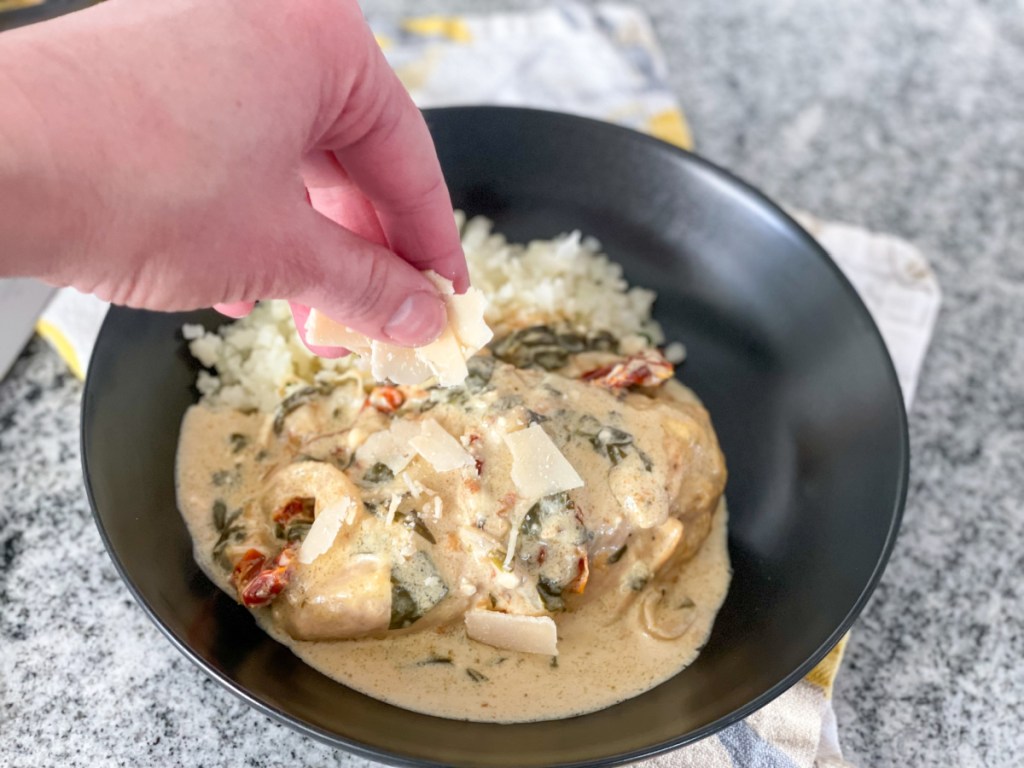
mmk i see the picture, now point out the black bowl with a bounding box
[82,107,908,767]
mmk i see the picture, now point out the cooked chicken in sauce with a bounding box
[178,324,729,722]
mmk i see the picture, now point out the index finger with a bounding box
[323,35,468,292]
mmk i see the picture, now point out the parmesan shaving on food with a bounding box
[305,271,493,387]
[423,494,443,521]
[502,499,532,571]
[409,419,475,472]
[502,525,520,572]
[385,493,402,526]
[465,610,559,656]
[503,424,584,499]
[298,497,355,564]
[401,472,422,499]
[356,425,416,474]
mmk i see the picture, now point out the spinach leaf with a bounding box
[464,355,497,392]
[272,383,332,435]
[212,524,246,569]
[284,519,312,543]
[212,500,228,531]
[607,544,628,564]
[537,577,566,612]
[389,583,420,630]
[363,462,395,484]
[394,510,437,544]
[417,655,454,666]
[389,552,448,629]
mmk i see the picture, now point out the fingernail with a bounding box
[214,301,255,319]
[383,291,446,346]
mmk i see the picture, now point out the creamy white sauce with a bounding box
[276,503,728,722]
[175,361,731,723]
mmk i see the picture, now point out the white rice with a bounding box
[187,214,673,412]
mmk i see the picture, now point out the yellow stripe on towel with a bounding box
[401,16,473,43]
[35,318,85,380]
[0,0,45,10]
[804,634,849,698]
[647,108,694,151]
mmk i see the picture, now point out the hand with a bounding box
[0,0,467,349]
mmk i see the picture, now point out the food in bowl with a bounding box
[175,214,729,722]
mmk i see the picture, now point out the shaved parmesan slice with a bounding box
[465,611,558,656]
[370,343,433,386]
[355,430,391,467]
[303,314,371,354]
[356,419,422,474]
[305,271,492,387]
[389,420,421,441]
[503,424,584,499]
[494,570,521,590]
[447,289,492,350]
[414,325,468,387]
[298,497,355,564]
[423,270,456,296]
[409,418,474,472]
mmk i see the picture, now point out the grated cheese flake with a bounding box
[385,493,402,526]
[502,500,531,571]
[401,471,422,499]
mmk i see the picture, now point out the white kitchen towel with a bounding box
[0,278,55,380]
[791,212,940,409]
[30,5,941,765]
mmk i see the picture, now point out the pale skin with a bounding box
[0,0,468,354]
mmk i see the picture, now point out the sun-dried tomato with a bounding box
[231,549,265,590]
[272,496,315,525]
[236,546,295,607]
[567,553,590,594]
[581,350,673,390]
[367,386,405,413]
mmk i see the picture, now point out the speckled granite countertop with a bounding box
[2,1,1022,766]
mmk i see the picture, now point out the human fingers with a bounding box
[302,150,389,248]
[320,33,468,292]
[288,301,350,358]
[285,201,446,347]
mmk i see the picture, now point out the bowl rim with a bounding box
[82,105,909,767]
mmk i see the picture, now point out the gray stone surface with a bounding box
[1,1,1022,766]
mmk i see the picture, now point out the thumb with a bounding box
[286,203,447,348]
